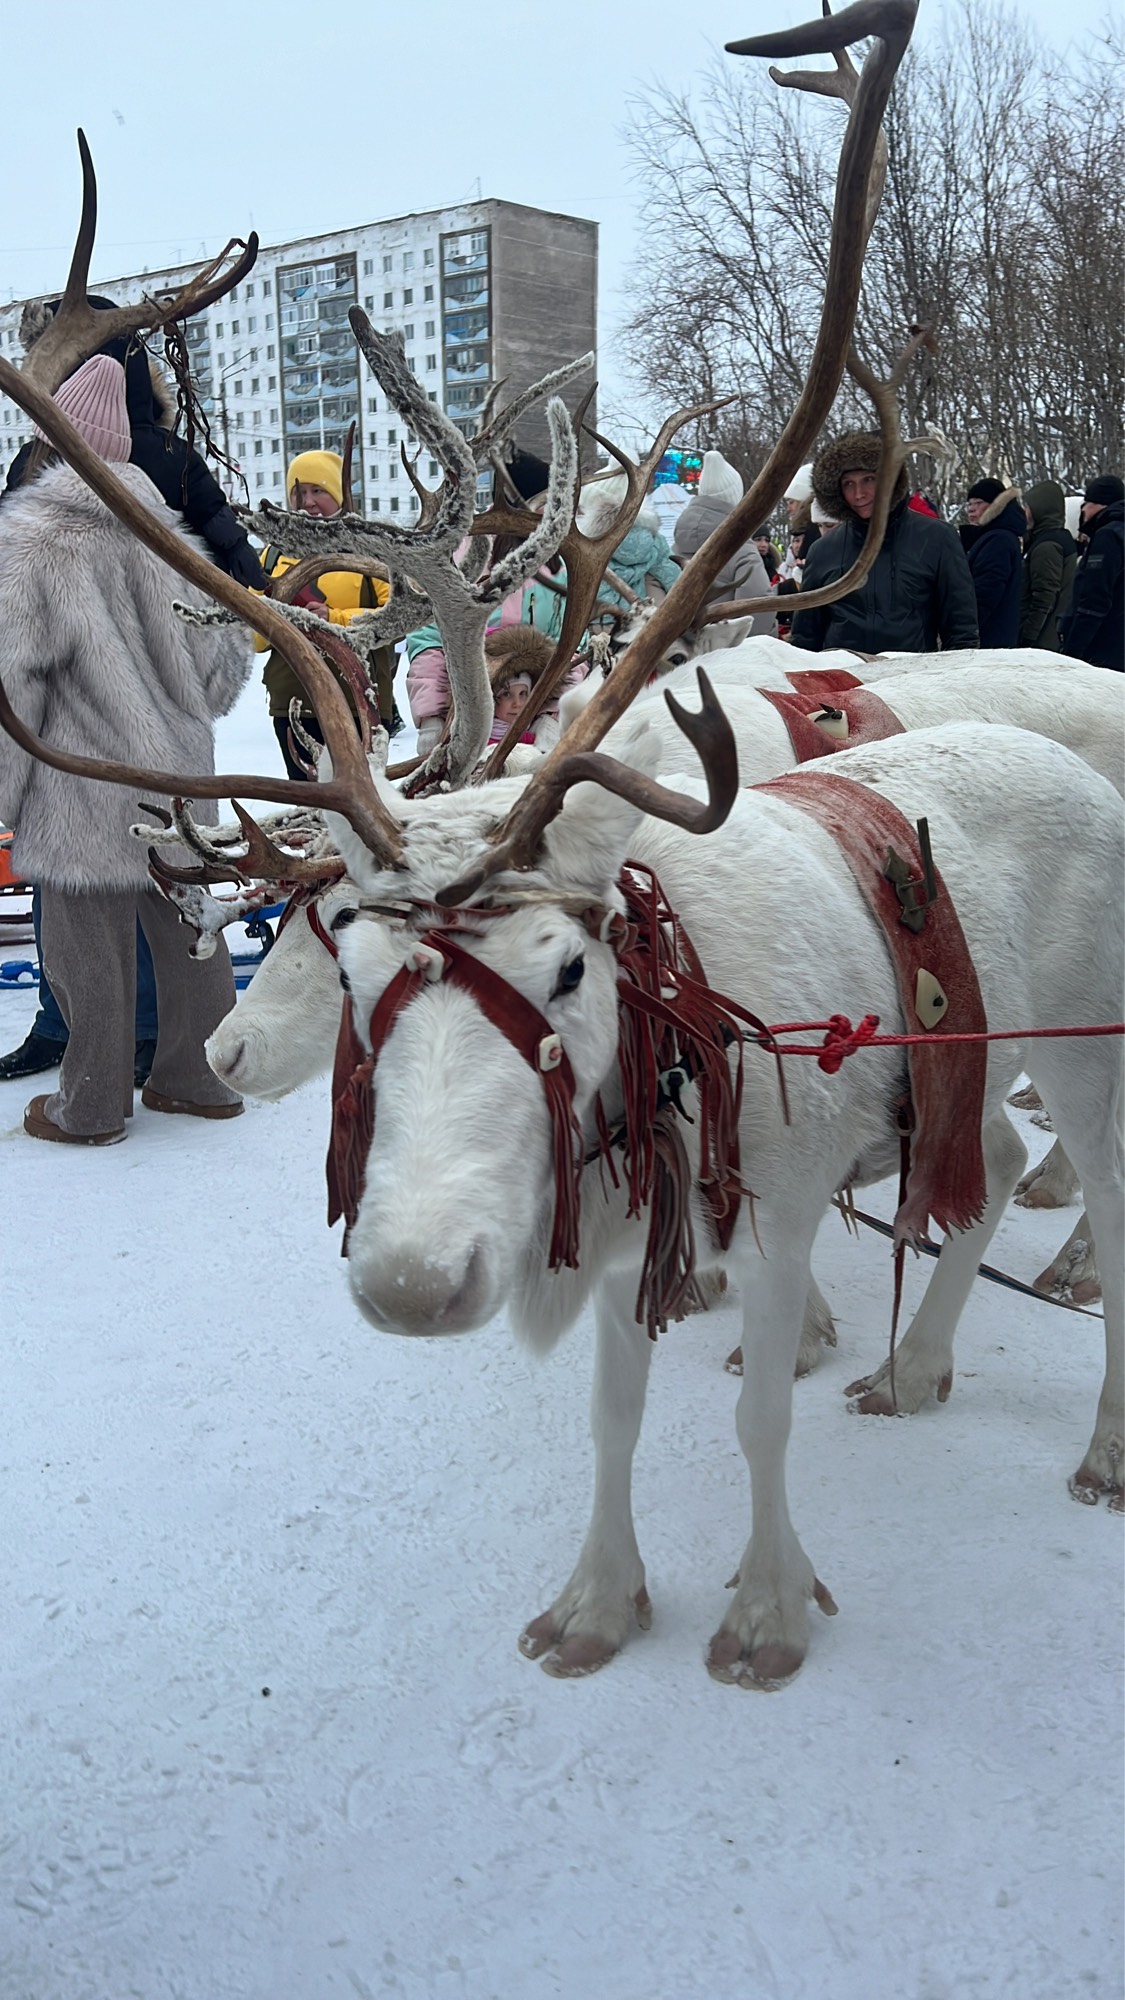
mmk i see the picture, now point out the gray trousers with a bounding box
[39,886,240,1136]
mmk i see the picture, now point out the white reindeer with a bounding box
[208,658,1121,1327]
[318,716,1122,1685]
[6,0,1118,1696]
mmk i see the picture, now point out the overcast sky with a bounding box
[3,0,1095,424]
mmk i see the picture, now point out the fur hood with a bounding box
[484,624,556,686]
[812,430,910,520]
[0,462,253,892]
[975,483,1023,529]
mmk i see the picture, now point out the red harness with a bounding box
[325,865,768,1336]
[758,669,905,763]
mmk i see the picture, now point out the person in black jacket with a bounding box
[958,477,1026,646]
[3,297,264,588]
[790,431,978,654]
[1061,476,1124,672]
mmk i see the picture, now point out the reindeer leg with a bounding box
[709,1215,834,1690]
[519,1265,653,1677]
[847,1109,1027,1415]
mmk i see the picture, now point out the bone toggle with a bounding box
[914,968,949,1027]
[809,706,849,740]
[408,943,446,982]
[538,1033,564,1072]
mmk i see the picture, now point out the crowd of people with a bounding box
[0,331,1120,1146]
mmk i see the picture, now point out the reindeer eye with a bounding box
[552,956,585,999]
[331,905,359,933]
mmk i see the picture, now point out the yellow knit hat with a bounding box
[286,449,343,507]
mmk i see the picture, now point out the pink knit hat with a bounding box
[33,354,131,463]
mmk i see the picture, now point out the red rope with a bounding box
[757,1018,1124,1072]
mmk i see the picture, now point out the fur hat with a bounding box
[33,354,131,462]
[967,476,1006,504]
[286,449,343,506]
[484,624,555,687]
[783,463,814,503]
[811,431,909,519]
[1082,474,1124,508]
[698,450,743,507]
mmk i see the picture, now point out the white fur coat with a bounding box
[0,463,253,891]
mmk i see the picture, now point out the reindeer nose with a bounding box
[349,1242,491,1337]
[207,1033,246,1082]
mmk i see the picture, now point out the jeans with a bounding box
[31,885,159,1045]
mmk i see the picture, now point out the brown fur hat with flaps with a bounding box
[484,624,555,689]
[812,430,910,520]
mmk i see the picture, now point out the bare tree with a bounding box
[622,0,1124,508]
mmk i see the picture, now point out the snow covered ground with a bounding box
[1,677,1121,2000]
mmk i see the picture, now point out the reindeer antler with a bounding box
[0,359,405,869]
[433,0,919,906]
[21,132,259,395]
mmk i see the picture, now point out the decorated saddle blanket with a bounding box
[757,668,905,762]
[755,767,987,1245]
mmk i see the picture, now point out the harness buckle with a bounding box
[538,1032,564,1072]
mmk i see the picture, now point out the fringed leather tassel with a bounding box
[327,995,376,1248]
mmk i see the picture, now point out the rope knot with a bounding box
[818,1012,880,1074]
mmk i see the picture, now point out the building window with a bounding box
[371,496,380,512]
[253,438,263,455]
[245,284,255,299]
[264,314,274,331]
[253,410,261,427]
[234,380,243,395]
[215,322,224,337]
[261,279,272,297]
[390,496,399,513]
[403,323,414,341]
[368,431,378,446]
[424,285,434,303]
[387,427,397,445]
[382,254,392,273]
[273,470,282,486]
[232,319,240,334]
[268,377,277,392]
[251,377,260,394]
[428,390,438,403]
[229,287,239,303]
[217,352,226,368]
[403,288,413,306]
[363,258,373,275]
[424,320,435,338]
[249,348,258,364]
[271,438,279,453]
[425,354,436,371]
[403,251,414,271]
[383,291,393,310]
[388,463,398,480]
[247,315,257,333]
[428,459,439,479]
[423,247,434,268]
[269,405,278,420]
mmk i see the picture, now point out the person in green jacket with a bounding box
[1019,480,1077,650]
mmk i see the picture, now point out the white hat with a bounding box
[783,463,814,503]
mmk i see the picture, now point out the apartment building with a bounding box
[0,199,597,517]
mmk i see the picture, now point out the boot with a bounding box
[0,1030,65,1081]
[133,1038,158,1088]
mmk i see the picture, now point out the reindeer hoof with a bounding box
[518,1586,650,1677]
[845,1379,898,1415]
[706,1628,805,1690]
